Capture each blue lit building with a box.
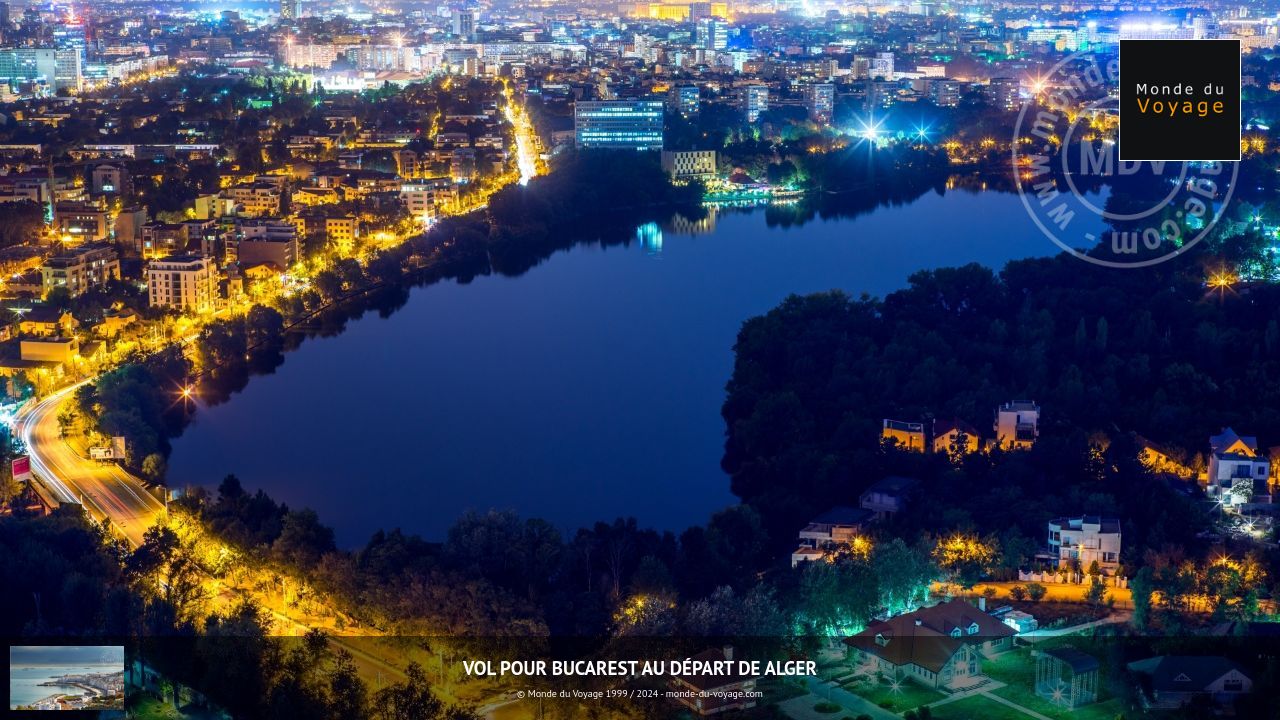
[574,100,664,151]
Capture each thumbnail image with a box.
[9,645,125,711]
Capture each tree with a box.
[0,471,20,509]
[1025,582,1047,603]
[1131,566,1154,630]
[1084,576,1108,607]
[328,649,369,720]
[0,200,44,248]
[141,453,167,483]
[272,509,337,570]
[932,533,997,591]
[372,662,443,720]
[871,538,935,615]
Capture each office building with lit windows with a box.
[574,100,664,151]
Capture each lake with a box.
[168,188,1107,546]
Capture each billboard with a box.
[11,456,31,483]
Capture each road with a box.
[16,381,165,548]
[14,382,410,684]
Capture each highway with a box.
[16,381,165,548]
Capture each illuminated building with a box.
[40,243,120,298]
[742,84,768,122]
[53,202,111,242]
[91,164,128,195]
[1206,427,1270,507]
[988,76,1020,110]
[845,599,1015,691]
[574,100,664,151]
[791,506,872,567]
[280,0,301,20]
[993,401,1039,449]
[232,219,299,269]
[146,255,217,313]
[668,84,699,116]
[871,51,894,80]
[661,150,716,182]
[696,17,728,51]
[805,82,834,122]
[1046,516,1121,576]
[928,78,961,107]
[325,215,360,251]
[881,418,925,451]
[632,2,729,21]
[452,9,476,41]
[54,48,82,93]
[0,48,56,94]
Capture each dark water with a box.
[168,189,1107,546]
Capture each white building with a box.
[660,150,717,182]
[1047,516,1121,576]
[147,255,217,313]
[226,183,282,217]
[994,401,1039,449]
[1207,428,1270,508]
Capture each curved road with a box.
[16,381,165,548]
[15,383,410,684]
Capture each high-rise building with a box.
[742,85,768,122]
[695,18,728,51]
[0,48,57,94]
[280,0,301,20]
[805,83,835,123]
[928,78,962,107]
[688,1,712,22]
[574,100,664,151]
[668,85,699,116]
[452,9,476,41]
[54,47,82,93]
[988,76,1020,110]
[871,51,894,80]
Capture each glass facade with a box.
[574,100,664,151]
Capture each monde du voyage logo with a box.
[1014,40,1242,268]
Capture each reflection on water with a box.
[169,188,1108,546]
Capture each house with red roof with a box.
[844,599,1014,691]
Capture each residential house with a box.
[92,307,137,339]
[20,336,78,365]
[1127,656,1252,710]
[932,418,981,454]
[18,306,78,337]
[791,506,872,567]
[1207,428,1270,508]
[1046,516,1121,577]
[859,476,919,520]
[669,646,757,715]
[882,418,925,452]
[845,599,1015,691]
[994,401,1039,449]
